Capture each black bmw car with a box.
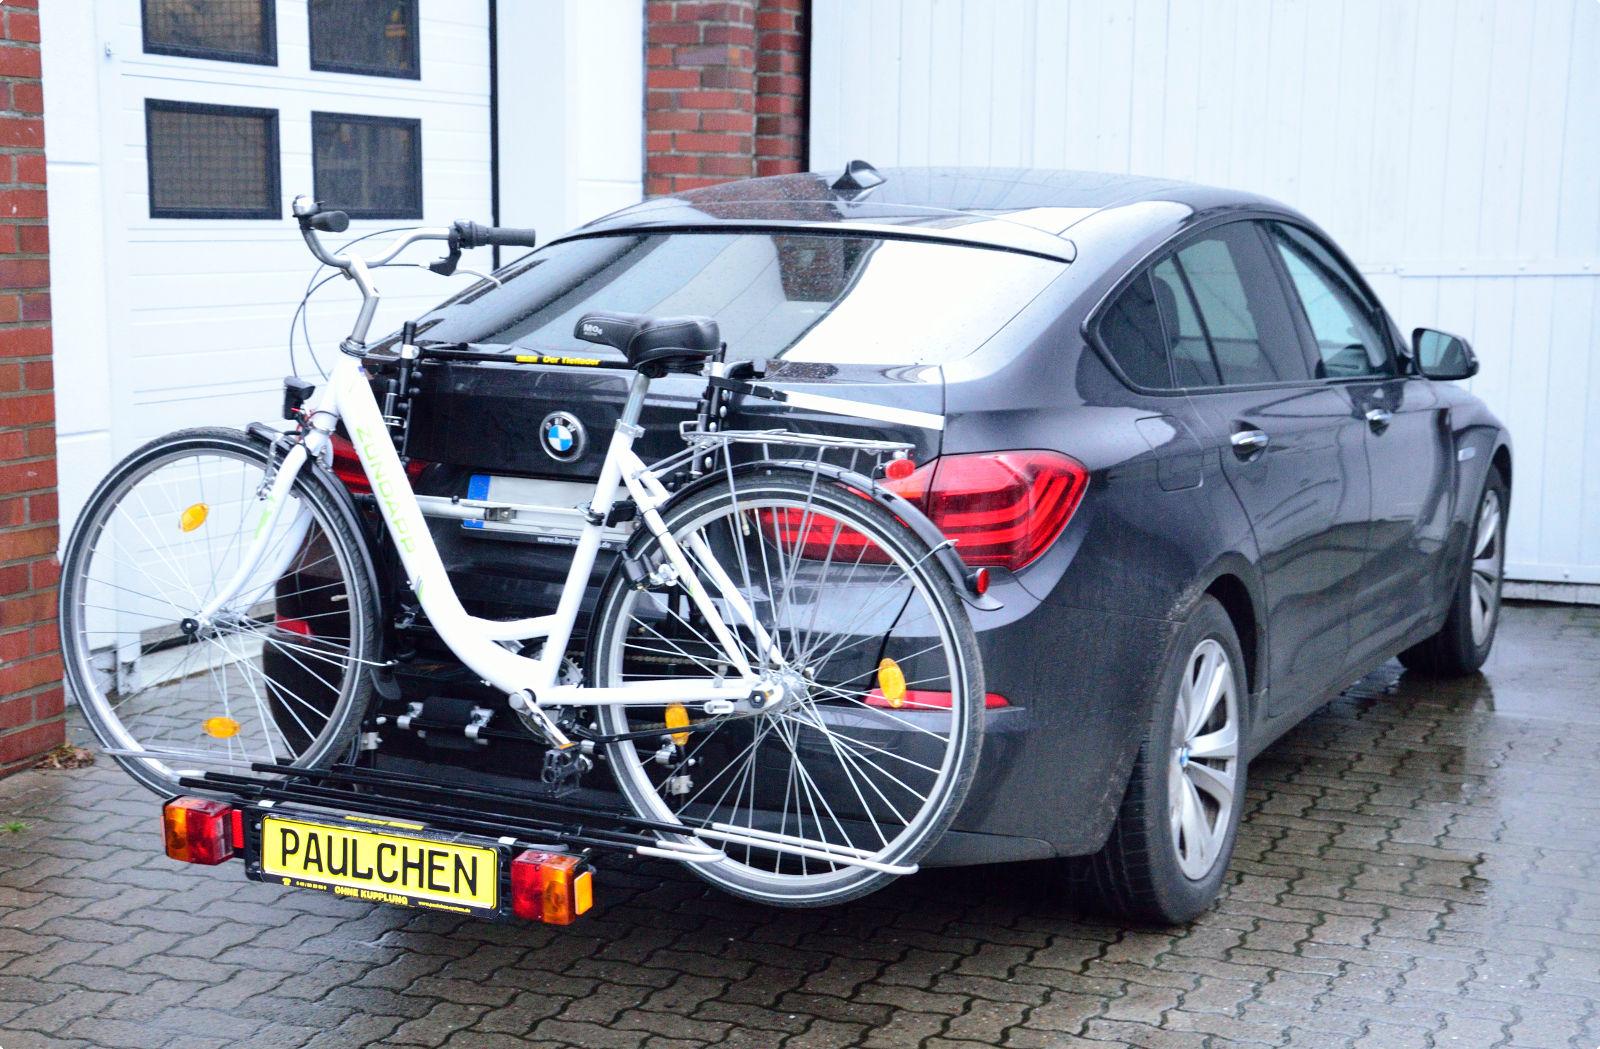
[272,166,1510,922]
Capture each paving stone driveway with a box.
[2,602,1597,1049]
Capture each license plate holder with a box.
[243,807,508,919]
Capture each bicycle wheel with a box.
[589,467,984,906]
[59,427,379,797]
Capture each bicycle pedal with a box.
[540,747,592,795]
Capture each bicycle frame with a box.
[198,349,777,723]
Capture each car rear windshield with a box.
[408,231,1065,366]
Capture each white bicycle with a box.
[60,196,989,905]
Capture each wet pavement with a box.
[1,601,1597,1048]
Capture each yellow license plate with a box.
[259,815,499,915]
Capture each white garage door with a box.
[48,0,493,534]
[810,0,1600,594]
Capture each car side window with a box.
[1268,223,1393,379]
[1151,258,1220,386]
[1098,272,1173,388]
[1169,227,1309,386]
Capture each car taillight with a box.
[762,451,1088,573]
[273,615,313,637]
[162,797,236,865]
[511,850,595,924]
[863,689,1011,710]
[328,433,428,496]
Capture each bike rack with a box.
[180,761,918,875]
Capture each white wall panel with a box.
[812,0,1600,588]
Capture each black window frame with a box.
[141,0,278,66]
[1260,220,1400,381]
[311,111,424,220]
[1088,216,1365,396]
[308,0,422,80]
[144,99,282,220]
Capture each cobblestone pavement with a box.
[2,602,1597,1049]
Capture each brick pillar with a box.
[645,0,808,196]
[0,0,62,776]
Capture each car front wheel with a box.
[1399,467,1508,676]
[1075,595,1247,924]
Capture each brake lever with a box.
[428,246,462,276]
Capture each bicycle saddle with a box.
[574,311,721,376]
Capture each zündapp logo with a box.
[354,426,416,553]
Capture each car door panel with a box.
[1262,221,1457,672]
[1348,378,1456,662]
[1187,386,1370,712]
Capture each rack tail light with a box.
[510,850,595,925]
[162,797,237,865]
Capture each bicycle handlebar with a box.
[452,220,538,250]
[289,193,536,355]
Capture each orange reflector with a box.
[864,689,1011,711]
[162,796,235,865]
[664,703,690,746]
[179,502,209,532]
[876,657,907,708]
[510,850,594,925]
[202,716,240,739]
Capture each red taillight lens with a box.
[273,615,313,637]
[162,797,236,865]
[328,433,427,496]
[863,690,1010,710]
[511,850,595,924]
[913,452,1088,571]
[761,452,1088,573]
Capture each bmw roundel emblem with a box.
[540,411,586,462]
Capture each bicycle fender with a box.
[647,458,1002,612]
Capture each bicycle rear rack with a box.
[181,762,723,864]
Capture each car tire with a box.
[1074,595,1248,925]
[1398,467,1508,677]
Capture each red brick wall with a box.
[645,0,808,196]
[0,0,61,776]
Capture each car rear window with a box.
[408,231,1065,366]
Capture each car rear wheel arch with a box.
[1203,572,1262,702]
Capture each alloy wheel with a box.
[1470,489,1504,647]
[1168,638,1240,880]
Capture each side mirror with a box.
[1412,327,1477,380]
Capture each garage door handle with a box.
[1230,429,1269,458]
[1365,408,1393,433]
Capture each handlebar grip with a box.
[309,210,350,234]
[452,220,537,249]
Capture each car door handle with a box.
[1230,429,1269,458]
[1365,408,1393,433]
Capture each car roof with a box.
[555,166,1292,263]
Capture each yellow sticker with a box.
[179,502,209,532]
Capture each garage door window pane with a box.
[146,101,280,219]
[143,0,276,65]
[309,0,419,78]
[313,114,422,219]
[1174,230,1309,386]
[1099,273,1173,388]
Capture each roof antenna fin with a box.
[832,159,885,194]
